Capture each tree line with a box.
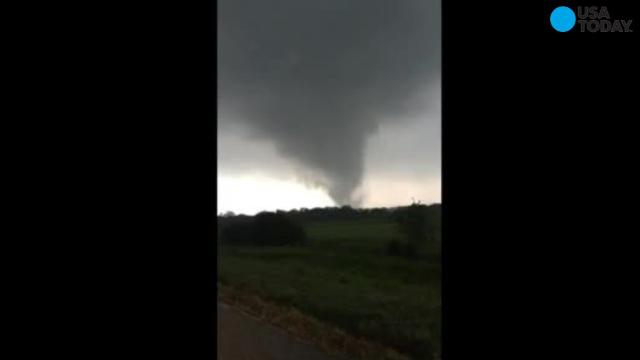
[218,204,441,257]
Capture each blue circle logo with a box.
[550,6,576,32]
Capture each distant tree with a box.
[253,212,306,246]
[217,204,440,252]
[219,211,306,246]
[393,203,442,259]
[220,221,253,245]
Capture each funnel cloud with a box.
[218,0,440,206]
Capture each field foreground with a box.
[218,301,344,360]
[219,219,441,360]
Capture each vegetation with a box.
[219,284,410,360]
[391,203,441,259]
[220,211,306,246]
[218,204,441,360]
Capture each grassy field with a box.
[218,219,441,360]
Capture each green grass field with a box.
[218,219,441,360]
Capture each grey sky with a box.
[218,0,441,208]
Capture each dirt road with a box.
[218,303,346,360]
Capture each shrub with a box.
[220,212,306,246]
[221,221,254,245]
[253,212,306,246]
[393,203,441,259]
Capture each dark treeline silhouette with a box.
[219,211,306,246]
[218,204,441,253]
[219,204,441,223]
[389,203,442,259]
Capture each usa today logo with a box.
[550,6,633,32]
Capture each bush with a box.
[393,203,441,259]
[221,221,254,245]
[253,212,306,246]
[220,212,306,246]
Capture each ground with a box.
[219,219,441,360]
[218,303,345,360]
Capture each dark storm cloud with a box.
[218,0,440,205]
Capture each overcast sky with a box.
[218,0,440,215]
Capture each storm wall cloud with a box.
[218,0,440,205]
